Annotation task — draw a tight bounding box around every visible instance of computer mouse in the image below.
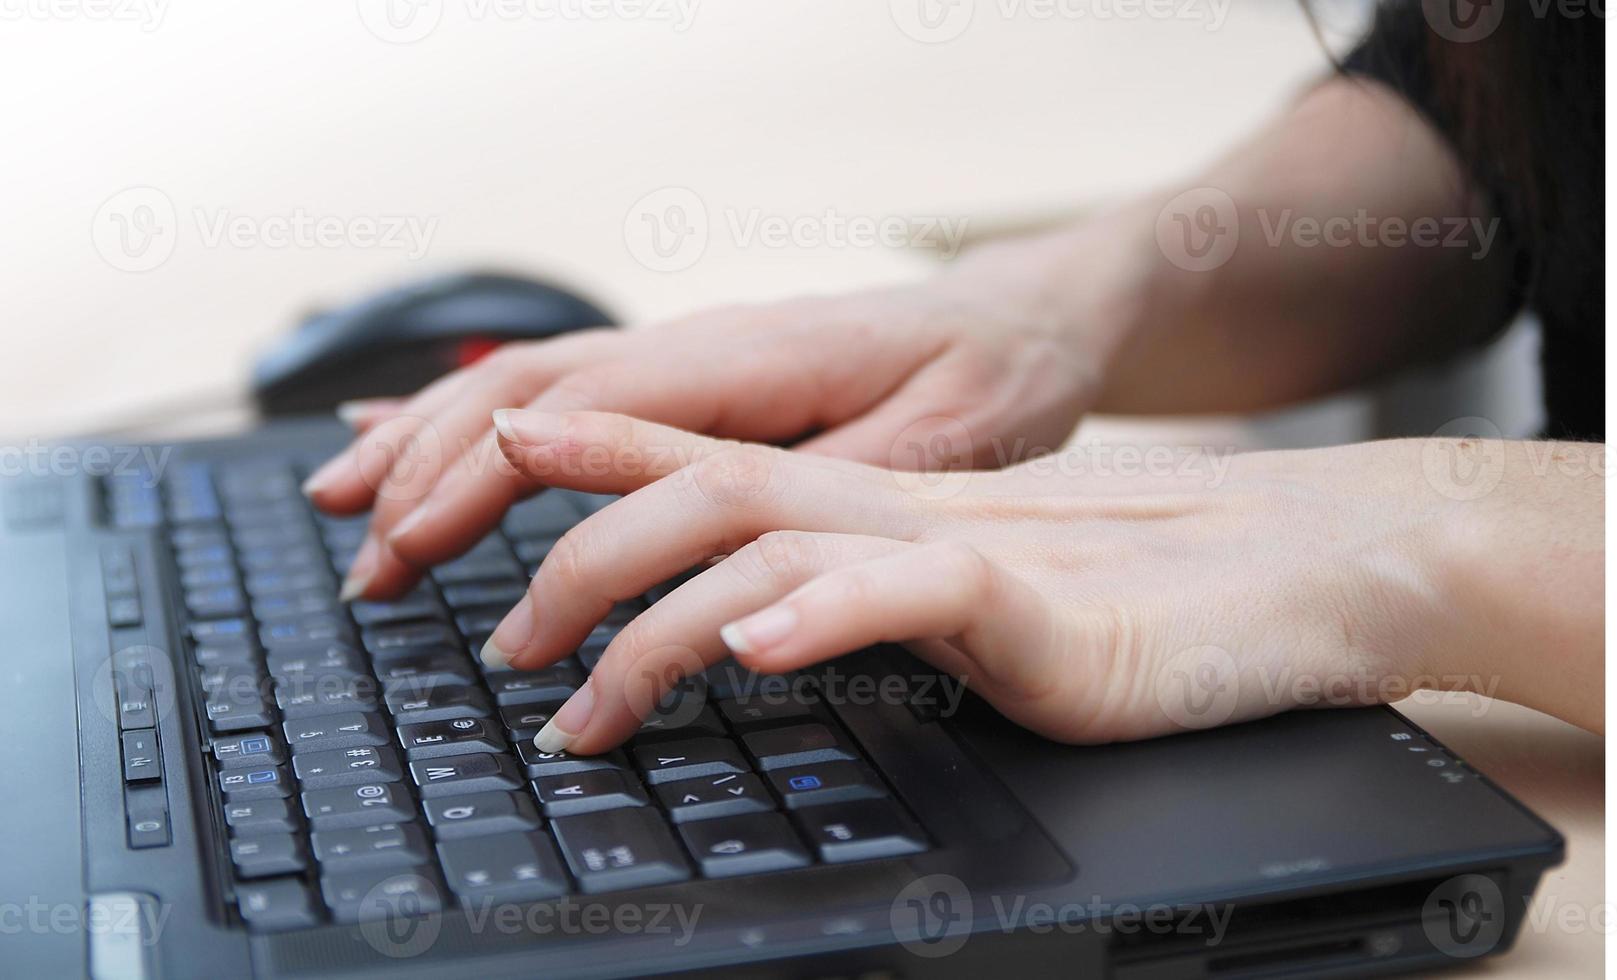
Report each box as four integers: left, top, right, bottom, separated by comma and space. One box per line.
253, 271, 614, 415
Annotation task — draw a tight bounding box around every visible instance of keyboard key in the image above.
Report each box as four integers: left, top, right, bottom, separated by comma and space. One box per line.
187, 586, 246, 620
350, 594, 445, 627
440, 581, 526, 609
376, 651, 479, 692
321, 867, 444, 924
193, 644, 261, 669
246, 569, 336, 600
261, 616, 354, 650
230, 833, 308, 879
224, 797, 299, 834
515, 744, 630, 779
742, 724, 854, 771
486, 661, 583, 705
679, 812, 811, 878
719, 694, 818, 729
396, 718, 505, 759
275, 672, 380, 719
499, 703, 557, 738
532, 770, 648, 818
424, 791, 541, 840
212, 732, 285, 770
313, 822, 432, 871
219, 766, 292, 801
126, 786, 171, 848
363, 622, 458, 657
265, 642, 366, 678
795, 799, 927, 863
656, 773, 774, 824
768, 761, 887, 809
432, 554, 524, 587
503, 494, 578, 538
409, 753, 525, 798
283, 711, 390, 754
205, 686, 275, 734
437, 831, 568, 904
552, 808, 691, 894
236, 878, 320, 932
293, 745, 405, 789
386, 684, 491, 725
636, 704, 726, 741
120, 729, 162, 783
252, 592, 340, 623
303, 783, 415, 830
190, 618, 251, 644
631, 737, 748, 785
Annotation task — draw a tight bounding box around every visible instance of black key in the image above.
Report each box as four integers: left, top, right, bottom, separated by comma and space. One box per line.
230, 833, 308, 879
237, 542, 325, 573
193, 643, 260, 669
532, 770, 648, 817
275, 672, 379, 719
246, 568, 335, 599
424, 791, 541, 839
409, 753, 524, 798
485, 661, 583, 705
224, 797, 299, 834
261, 616, 354, 649
187, 586, 246, 620
126, 786, 171, 848
636, 704, 726, 741
236, 878, 320, 932
212, 732, 285, 770
515, 743, 630, 779
189, 618, 252, 644
120, 729, 162, 783
397, 718, 505, 759
552, 808, 691, 894
437, 831, 568, 904
252, 591, 340, 623
313, 822, 432, 871
350, 594, 445, 627
205, 686, 275, 734
363, 623, 458, 658
293, 745, 405, 789
456, 608, 507, 639
768, 761, 887, 809
440, 581, 526, 609
265, 642, 366, 678
632, 737, 748, 785
511, 536, 559, 564
386, 685, 491, 725
503, 494, 578, 538
302, 783, 414, 830
679, 812, 811, 878
180, 563, 236, 590
795, 799, 927, 863
321, 867, 444, 924
433, 554, 523, 587
218, 766, 292, 801
283, 711, 390, 754
176, 544, 234, 571
498, 703, 557, 738
107, 595, 142, 628
742, 724, 854, 771
375, 651, 478, 691
656, 772, 774, 824
719, 694, 818, 729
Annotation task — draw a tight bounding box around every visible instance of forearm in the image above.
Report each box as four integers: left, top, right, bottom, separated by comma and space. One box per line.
948, 76, 1521, 415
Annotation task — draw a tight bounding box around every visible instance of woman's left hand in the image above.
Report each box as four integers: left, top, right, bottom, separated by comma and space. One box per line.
479, 409, 1506, 755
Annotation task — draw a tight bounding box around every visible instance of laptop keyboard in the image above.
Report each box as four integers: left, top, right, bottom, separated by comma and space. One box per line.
101, 459, 928, 932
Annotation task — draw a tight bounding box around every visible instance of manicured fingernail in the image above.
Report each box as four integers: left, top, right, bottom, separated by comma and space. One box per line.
488, 600, 536, 662
493, 409, 565, 445
479, 638, 511, 669
336, 401, 371, 428
720, 605, 798, 655
302, 455, 345, 497
338, 534, 379, 602
387, 503, 433, 544
534, 679, 593, 753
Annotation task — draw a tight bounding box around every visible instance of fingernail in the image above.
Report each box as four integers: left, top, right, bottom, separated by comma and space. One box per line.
488, 600, 536, 662
720, 605, 799, 655
479, 637, 511, 669
338, 534, 379, 602
387, 503, 433, 544
493, 409, 565, 445
534, 679, 593, 753
335, 401, 372, 429
302, 455, 345, 497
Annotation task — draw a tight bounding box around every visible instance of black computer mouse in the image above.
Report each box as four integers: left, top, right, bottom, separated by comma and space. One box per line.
252, 271, 614, 415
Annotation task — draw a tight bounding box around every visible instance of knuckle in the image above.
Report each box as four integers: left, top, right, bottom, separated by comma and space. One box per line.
737, 530, 820, 586
544, 369, 613, 411
689, 445, 783, 511
931, 539, 994, 595
542, 527, 594, 589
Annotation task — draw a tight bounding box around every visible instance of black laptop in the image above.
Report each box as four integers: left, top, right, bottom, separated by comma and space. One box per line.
3, 417, 1563, 978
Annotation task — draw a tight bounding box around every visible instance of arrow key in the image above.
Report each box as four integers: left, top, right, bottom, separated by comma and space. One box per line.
655, 773, 773, 824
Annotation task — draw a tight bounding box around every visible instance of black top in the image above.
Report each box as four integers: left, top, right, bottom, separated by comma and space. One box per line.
1345, 2, 1604, 440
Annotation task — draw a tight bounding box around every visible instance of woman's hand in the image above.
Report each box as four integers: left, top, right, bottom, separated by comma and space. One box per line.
478, 410, 1605, 755
303, 251, 1120, 602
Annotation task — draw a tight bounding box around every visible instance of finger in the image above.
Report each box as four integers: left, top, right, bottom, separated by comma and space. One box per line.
794, 357, 984, 466
335, 398, 407, 432
385, 409, 741, 569
718, 540, 1060, 717
543, 532, 906, 754
485, 443, 917, 672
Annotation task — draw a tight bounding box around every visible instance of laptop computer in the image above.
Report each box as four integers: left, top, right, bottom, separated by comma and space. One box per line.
4, 417, 1563, 978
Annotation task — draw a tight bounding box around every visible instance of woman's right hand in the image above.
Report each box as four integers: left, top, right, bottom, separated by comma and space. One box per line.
304, 245, 1117, 601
